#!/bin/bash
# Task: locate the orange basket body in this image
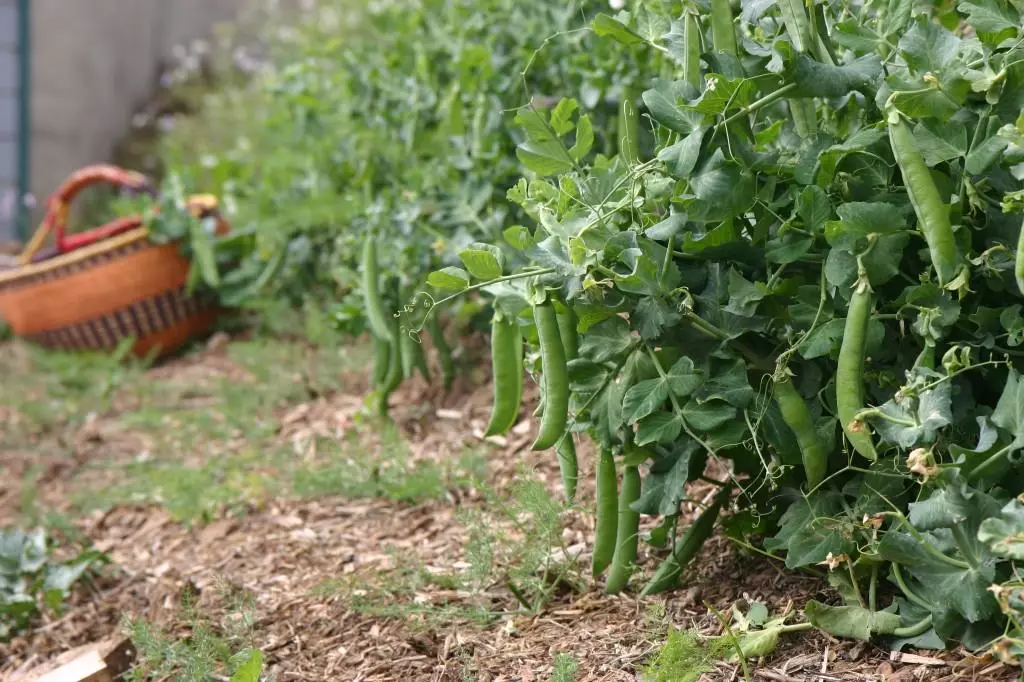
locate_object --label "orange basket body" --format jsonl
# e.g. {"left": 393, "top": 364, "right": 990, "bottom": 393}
{"left": 0, "top": 165, "right": 226, "bottom": 359}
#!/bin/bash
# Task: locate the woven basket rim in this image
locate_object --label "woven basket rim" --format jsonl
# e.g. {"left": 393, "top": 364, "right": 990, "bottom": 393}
{"left": 0, "top": 227, "right": 152, "bottom": 285}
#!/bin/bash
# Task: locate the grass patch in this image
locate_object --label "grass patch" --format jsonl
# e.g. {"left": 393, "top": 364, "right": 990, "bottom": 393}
{"left": 310, "top": 471, "right": 584, "bottom": 630}
{"left": 641, "top": 628, "right": 731, "bottom": 682}
{"left": 123, "top": 582, "right": 262, "bottom": 682}
{"left": 550, "top": 653, "right": 579, "bottom": 682}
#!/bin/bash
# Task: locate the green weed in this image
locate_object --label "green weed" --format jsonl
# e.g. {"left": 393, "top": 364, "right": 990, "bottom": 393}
{"left": 550, "top": 653, "right": 579, "bottom": 682}
{"left": 641, "top": 628, "right": 731, "bottom": 682}
{"left": 123, "top": 583, "right": 261, "bottom": 682}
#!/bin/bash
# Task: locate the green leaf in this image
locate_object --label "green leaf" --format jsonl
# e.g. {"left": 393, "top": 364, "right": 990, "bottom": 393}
{"left": 643, "top": 82, "right": 701, "bottom": 134}
{"left": 786, "top": 53, "right": 883, "bottom": 98}
{"left": 592, "top": 13, "right": 645, "bottom": 45}
{"left": 879, "top": 530, "right": 998, "bottom": 622}
{"left": 517, "top": 140, "right": 574, "bottom": 176}
{"left": 799, "top": 318, "right": 845, "bottom": 359}
{"left": 914, "top": 121, "right": 968, "bottom": 166}
{"left": 992, "top": 369, "right": 1024, "bottom": 446}
{"left": 637, "top": 411, "right": 685, "bottom": 446}
{"left": 458, "top": 244, "right": 505, "bottom": 280}
{"left": 682, "top": 399, "right": 736, "bottom": 431}
{"left": 658, "top": 128, "right": 706, "bottom": 178}
{"left": 428, "top": 267, "right": 471, "bottom": 291}
{"left": 569, "top": 114, "right": 594, "bottom": 160}
{"left": 695, "top": 359, "right": 754, "bottom": 407}
{"left": 635, "top": 6, "right": 671, "bottom": 42}
{"left": 689, "top": 75, "right": 758, "bottom": 116}
{"left": 725, "top": 268, "right": 767, "bottom": 317}
{"left": 646, "top": 211, "right": 687, "bottom": 241}
{"left": 805, "top": 601, "right": 901, "bottom": 641}
{"left": 898, "top": 17, "right": 962, "bottom": 74}
{"left": 965, "top": 134, "right": 1008, "bottom": 175}
{"left": 765, "top": 493, "right": 856, "bottom": 568}
{"left": 869, "top": 369, "right": 953, "bottom": 448}
{"left": 579, "top": 316, "right": 633, "bottom": 363}
{"left": 667, "top": 356, "right": 702, "bottom": 399}
{"left": 979, "top": 498, "right": 1024, "bottom": 560}
{"left": 550, "top": 98, "right": 579, "bottom": 136}
{"left": 958, "top": 0, "right": 1017, "bottom": 35}
{"left": 229, "top": 649, "right": 264, "bottom": 682}
{"left": 623, "top": 378, "right": 670, "bottom": 424}
{"left": 797, "top": 186, "right": 831, "bottom": 233}
{"left": 634, "top": 441, "right": 695, "bottom": 514}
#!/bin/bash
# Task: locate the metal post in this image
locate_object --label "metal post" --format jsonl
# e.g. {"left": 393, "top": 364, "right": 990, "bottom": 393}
{"left": 15, "top": 0, "right": 30, "bottom": 241}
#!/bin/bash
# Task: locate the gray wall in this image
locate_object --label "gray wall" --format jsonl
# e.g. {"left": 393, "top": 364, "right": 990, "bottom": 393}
{"left": 29, "top": 0, "right": 250, "bottom": 228}
{"left": 0, "top": 0, "right": 19, "bottom": 243}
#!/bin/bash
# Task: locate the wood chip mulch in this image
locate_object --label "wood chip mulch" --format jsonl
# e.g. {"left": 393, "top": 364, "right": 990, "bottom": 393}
{"left": 0, "top": 340, "right": 1019, "bottom": 681}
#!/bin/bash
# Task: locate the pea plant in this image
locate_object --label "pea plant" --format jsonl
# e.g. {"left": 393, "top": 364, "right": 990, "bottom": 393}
{"left": 424, "top": 0, "right": 1024, "bottom": 663}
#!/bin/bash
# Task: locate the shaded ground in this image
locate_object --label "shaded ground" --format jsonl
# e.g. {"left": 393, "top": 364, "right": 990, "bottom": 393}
{"left": 0, "top": 332, "right": 1017, "bottom": 681}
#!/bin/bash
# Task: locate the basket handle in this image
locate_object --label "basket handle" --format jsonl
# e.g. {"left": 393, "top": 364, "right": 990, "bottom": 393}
{"left": 17, "top": 164, "right": 153, "bottom": 265}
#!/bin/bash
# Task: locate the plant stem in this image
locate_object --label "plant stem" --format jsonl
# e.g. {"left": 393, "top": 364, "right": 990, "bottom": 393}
{"left": 893, "top": 615, "right": 933, "bottom": 638}
{"left": 966, "top": 443, "right": 1017, "bottom": 484}
{"left": 869, "top": 563, "right": 878, "bottom": 612}
{"left": 891, "top": 562, "right": 931, "bottom": 609}
{"left": 854, "top": 407, "right": 916, "bottom": 428}
{"left": 718, "top": 83, "right": 798, "bottom": 129}
{"left": 951, "top": 524, "right": 979, "bottom": 570}
{"left": 427, "top": 268, "right": 557, "bottom": 309}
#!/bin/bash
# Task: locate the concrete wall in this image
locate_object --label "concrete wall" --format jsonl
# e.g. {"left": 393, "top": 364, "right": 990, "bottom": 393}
{"left": 0, "top": 0, "right": 20, "bottom": 243}
{"left": 29, "top": 0, "right": 250, "bottom": 219}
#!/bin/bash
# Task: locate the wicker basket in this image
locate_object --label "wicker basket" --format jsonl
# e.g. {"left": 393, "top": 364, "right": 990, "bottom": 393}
{"left": 0, "top": 165, "right": 229, "bottom": 359}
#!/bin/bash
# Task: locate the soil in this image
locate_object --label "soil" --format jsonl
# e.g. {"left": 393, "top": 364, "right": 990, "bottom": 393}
{"left": 0, "top": 336, "right": 1017, "bottom": 682}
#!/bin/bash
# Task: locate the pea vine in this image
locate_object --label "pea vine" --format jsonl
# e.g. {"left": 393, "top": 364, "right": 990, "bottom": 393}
{"left": 423, "top": 0, "right": 1024, "bottom": 664}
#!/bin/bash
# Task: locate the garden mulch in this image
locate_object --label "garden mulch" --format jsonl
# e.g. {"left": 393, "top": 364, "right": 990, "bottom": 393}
{"left": 0, "top": 338, "right": 1017, "bottom": 682}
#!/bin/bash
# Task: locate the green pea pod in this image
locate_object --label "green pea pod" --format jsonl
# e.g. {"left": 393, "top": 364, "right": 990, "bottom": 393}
{"left": 556, "top": 434, "right": 578, "bottom": 504}
{"left": 604, "top": 464, "right": 641, "bottom": 594}
{"left": 889, "top": 114, "right": 960, "bottom": 287}
{"left": 484, "top": 313, "right": 524, "bottom": 437}
{"left": 556, "top": 305, "right": 579, "bottom": 362}
{"left": 591, "top": 447, "right": 618, "bottom": 577}
{"left": 361, "top": 235, "right": 394, "bottom": 342}
{"left": 789, "top": 98, "right": 817, "bottom": 139}
{"left": 1016, "top": 217, "right": 1024, "bottom": 295}
{"left": 427, "top": 313, "right": 455, "bottom": 392}
{"left": 710, "top": 0, "right": 737, "bottom": 56}
{"left": 642, "top": 483, "right": 731, "bottom": 595}
{"left": 400, "top": 331, "right": 431, "bottom": 382}
{"left": 376, "top": 324, "right": 403, "bottom": 418}
{"left": 837, "top": 276, "right": 878, "bottom": 461}
{"left": 372, "top": 336, "right": 391, "bottom": 387}
{"left": 777, "top": 0, "right": 812, "bottom": 53}
{"left": 682, "top": 10, "right": 701, "bottom": 90}
{"left": 531, "top": 302, "right": 569, "bottom": 451}
{"left": 774, "top": 374, "right": 827, "bottom": 489}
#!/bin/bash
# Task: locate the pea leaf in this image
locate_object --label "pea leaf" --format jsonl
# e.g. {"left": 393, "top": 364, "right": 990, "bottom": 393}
{"left": 682, "top": 399, "right": 736, "bottom": 431}
{"left": 569, "top": 115, "right": 594, "bottom": 160}
{"left": 623, "top": 378, "right": 670, "bottom": 424}
{"left": 428, "top": 267, "right": 471, "bottom": 291}
{"left": 979, "top": 499, "right": 1024, "bottom": 560}
{"left": 765, "top": 493, "right": 856, "bottom": 568}
{"left": 695, "top": 358, "right": 754, "bottom": 407}
{"left": 636, "top": 411, "right": 685, "bottom": 446}
{"left": 643, "top": 81, "right": 702, "bottom": 134}
{"left": 592, "top": 13, "right": 645, "bottom": 45}
{"left": 785, "top": 53, "right": 883, "bottom": 98}
{"left": 914, "top": 121, "right": 969, "bottom": 166}
{"left": 517, "top": 140, "right": 575, "bottom": 176}
{"left": 634, "top": 441, "right": 696, "bottom": 514}
{"left": 658, "top": 128, "right": 706, "bottom": 178}
{"left": 992, "top": 368, "right": 1024, "bottom": 447}
{"left": 458, "top": 243, "right": 505, "bottom": 280}
{"left": 958, "top": 0, "right": 1017, "bottom": 36}
{"left": 898, "top": 17, "right": 962, "bottom": 74}
{"left": 667, "top": 356, "right": 702, "bottom": 399}
{"left": 579, "top": 316, "right": 633, "bottom": 363}
{"left": 805, "top": 601, "right": 901, "bottom": 641}
{"left": 879, "top": 530, "right": 999, "bottom": 622}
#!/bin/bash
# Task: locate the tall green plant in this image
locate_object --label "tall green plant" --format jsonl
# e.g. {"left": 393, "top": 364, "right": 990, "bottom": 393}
{"left": 430, "top": 0, "right": 1024, "bottom": 663}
